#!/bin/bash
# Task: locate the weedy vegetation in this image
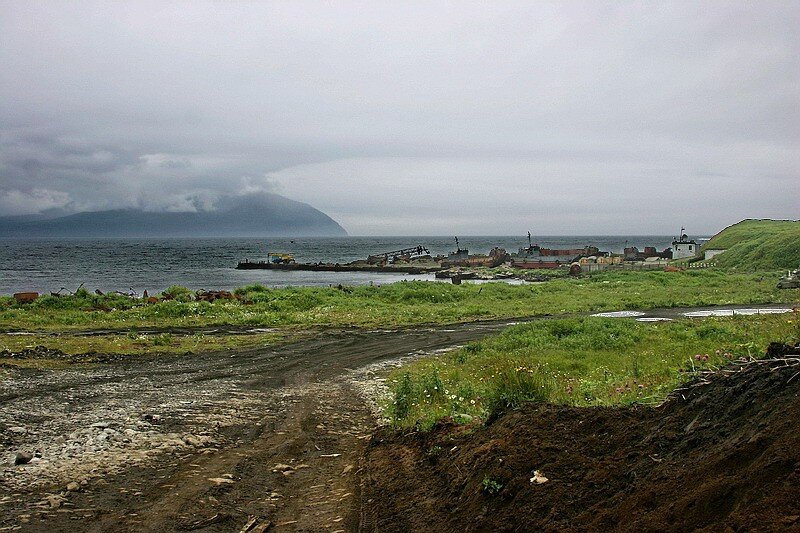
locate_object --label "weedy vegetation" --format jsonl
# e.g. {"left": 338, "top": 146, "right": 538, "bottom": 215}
{"left": 481, "top": 476, "right": 503, "bottom": 495}
{"left": 385, "top": 313, "right": 799, "bottom": 429}
{"left": 0, "top": 270, "right": 795, "bottom": 333}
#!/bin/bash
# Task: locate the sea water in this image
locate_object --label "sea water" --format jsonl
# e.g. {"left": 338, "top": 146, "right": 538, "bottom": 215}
{"left": 0, "top": 235, "right": 686, "bottom": 294}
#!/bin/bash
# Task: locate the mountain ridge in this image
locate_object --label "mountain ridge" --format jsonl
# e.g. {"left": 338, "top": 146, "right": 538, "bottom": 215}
{"left": 0, "top": 192, "right": 347, "bottom": 238}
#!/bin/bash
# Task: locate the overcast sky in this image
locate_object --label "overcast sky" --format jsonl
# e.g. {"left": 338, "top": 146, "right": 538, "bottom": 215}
{"left": 1, "top": 1, "right": 798, "bottom": 235}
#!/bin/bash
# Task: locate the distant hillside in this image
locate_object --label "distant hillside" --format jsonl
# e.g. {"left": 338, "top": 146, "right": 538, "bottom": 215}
{"left": 0, "top": 192, "right": 347, "bottom": 238}
{"left": 704, "top": 219, "right": 800, "bottom": 270}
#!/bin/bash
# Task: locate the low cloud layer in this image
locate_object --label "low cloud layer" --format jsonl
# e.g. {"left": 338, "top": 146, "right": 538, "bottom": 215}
{"left": 1, "top": 1, "right": 798, "bottom": 234}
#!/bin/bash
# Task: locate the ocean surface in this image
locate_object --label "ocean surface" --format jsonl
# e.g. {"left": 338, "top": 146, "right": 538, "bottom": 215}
{"left": 0, "top": 235, "right": 697, "bottom": 294}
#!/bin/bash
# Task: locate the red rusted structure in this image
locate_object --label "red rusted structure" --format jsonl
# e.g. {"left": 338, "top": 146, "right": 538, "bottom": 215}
{"left": 13, "top": 292, "right": 39, "bottom": 304}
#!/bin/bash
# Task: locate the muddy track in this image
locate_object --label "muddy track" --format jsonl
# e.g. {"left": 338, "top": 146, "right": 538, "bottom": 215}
{"left": 0, "top": 321, "right": 516, "bottom": 532}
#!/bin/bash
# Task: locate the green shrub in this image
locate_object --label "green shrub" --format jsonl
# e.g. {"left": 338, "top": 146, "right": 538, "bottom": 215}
{"left": 484, "top": 366, "right": 552, "bottom": 412}
{"left": 75, "top": 287, "right": 91, "bottom": 299}
{"left": 391, "top": 373, "right": 414, "bottom": 423}
{"left": 234, "top": 283, "right": 270, "bottom": 296}
{"left": 481, "top": 476, "right": 503, "bottom": 495}
{"left": 161, "top": 285, "right": 194, "bottom": 302}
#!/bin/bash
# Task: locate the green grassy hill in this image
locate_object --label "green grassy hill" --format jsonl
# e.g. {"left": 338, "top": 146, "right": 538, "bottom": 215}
{"left": 704, "top": 219, "right": 800, "bottom": 270}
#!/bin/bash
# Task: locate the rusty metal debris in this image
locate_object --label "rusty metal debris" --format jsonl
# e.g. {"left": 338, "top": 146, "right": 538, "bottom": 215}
{"left": 195, "top": 290, "right": 235, "bottom": 302}
{"left": 13, "top": 292, "right": 39, "bottom": 304}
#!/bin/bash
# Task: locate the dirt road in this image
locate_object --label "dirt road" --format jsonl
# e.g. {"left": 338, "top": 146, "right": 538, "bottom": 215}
{"left": 0, "top": 304, "right": 793, "bottom": 532}
{"left": 1, "top": 321, "right": 516, "bottom": 532}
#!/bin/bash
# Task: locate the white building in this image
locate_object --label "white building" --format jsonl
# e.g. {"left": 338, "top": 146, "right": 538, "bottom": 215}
{"left": 671, "top": 228, "right": 698, "bottom": 260}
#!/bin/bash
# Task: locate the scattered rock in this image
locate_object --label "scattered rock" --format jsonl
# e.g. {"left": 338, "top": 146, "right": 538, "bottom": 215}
{"left": 8, "top": 426, "right": 27, "bottom": 434}
{"left": 47, "top": 495, "right": 64, "bottom": 509}
{"left": 530, "top": 470, "right": 549, "bottom": 484}
{"left": 14, "top": 451, "right": 33, "bottom": 465}
{"left": 182, "top": 513, "right": 230, "bottom": 530}
{"left": 183, "top": 435, "right": 202, "bottom": 446}
{"left": 91, "top": 421, "right": 111, "bottom": 429}
{"left": 272, "top": 463, "right": 294, "bottom": 472}
{"left": 208, "top": 477, "right": 235, "bottom": 485}
{"left": 66, "top": 481, "right": 81, "bottom": 492}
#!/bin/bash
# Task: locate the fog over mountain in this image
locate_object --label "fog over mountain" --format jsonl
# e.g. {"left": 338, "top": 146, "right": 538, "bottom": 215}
{"left": 1, "top": 2, "right": 798, "bottom": 235}
{"left": 0, "top": 192, "right": 347, "bottom": 238}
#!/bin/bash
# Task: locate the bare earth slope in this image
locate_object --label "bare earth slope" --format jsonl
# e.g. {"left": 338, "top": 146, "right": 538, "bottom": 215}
{"left": 361, "top": 348, "right": 800, "bottom": 532}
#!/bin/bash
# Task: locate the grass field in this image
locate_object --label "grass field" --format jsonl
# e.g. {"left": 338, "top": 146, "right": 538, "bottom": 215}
{"left": 704, "top": 219, "right": 800, "bottom": 270}
{"left": 385, "top": 312, "right": 799, "bottom": 429}
{"left": 0, "top": 269, "right": 795, "bottom": 333}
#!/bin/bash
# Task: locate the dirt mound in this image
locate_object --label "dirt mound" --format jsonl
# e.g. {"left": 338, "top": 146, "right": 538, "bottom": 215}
{"left": 360, "top": 353, "right": 800, "bottom": 532}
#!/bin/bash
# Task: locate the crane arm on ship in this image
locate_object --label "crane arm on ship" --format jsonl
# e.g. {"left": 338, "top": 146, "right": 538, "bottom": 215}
{"left": 371, "top": 245, "right": 430, "bottom": 260}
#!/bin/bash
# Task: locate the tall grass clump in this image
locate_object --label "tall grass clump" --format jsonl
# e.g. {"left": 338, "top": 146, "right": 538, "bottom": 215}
{"left": 161, "top": 285, "right": 194, "bottom": 302}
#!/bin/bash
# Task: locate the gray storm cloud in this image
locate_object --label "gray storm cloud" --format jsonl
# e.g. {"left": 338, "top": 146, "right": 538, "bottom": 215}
{"left": 0, "top": 1, "right": 798, "bottom": 234}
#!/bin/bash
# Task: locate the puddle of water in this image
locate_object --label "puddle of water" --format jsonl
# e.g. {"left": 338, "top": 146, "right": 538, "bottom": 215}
{"left": 591, "top": 311, "right": 646, "bottom": 318}
{"left": 682, "top": 308, "right": 793, "bottom": 318}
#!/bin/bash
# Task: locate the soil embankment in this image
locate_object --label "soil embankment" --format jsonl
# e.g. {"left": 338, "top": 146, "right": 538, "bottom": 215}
{"left": 361, "top": 347, "right": 800, "bottom": 532}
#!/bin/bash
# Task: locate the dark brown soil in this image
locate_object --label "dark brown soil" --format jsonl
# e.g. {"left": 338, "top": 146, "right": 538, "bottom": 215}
{"left": 360, "top": 353, "right": 800, "bottom": 532}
